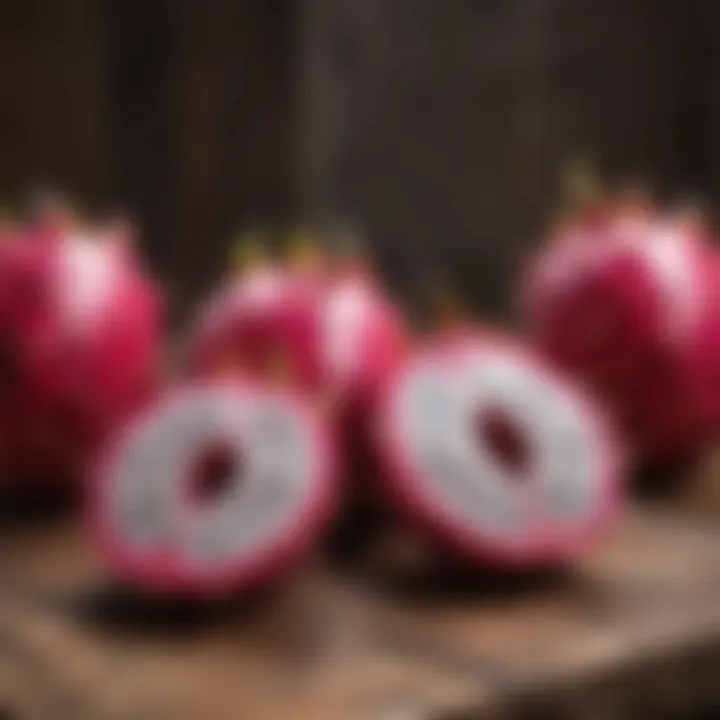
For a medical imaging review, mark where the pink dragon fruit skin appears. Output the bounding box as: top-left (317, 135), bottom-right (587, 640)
top-left (315, 264), bottom-right (409, 500)
top-left (189, 265), bottom-right (324, 389)
top-left (320, 264), bottom-right (409, 419)
top-left (523, 211), bottom-right (720, 464)
top-left (0, 228), bottom-right (164, 488)
top-left (189, 259), bottom-right (409, 415)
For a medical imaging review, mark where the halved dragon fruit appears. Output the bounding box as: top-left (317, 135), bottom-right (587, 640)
top-left (89, 379), bottom-right (337, 596)
top-left (375, 330), bottom-right (623, 567)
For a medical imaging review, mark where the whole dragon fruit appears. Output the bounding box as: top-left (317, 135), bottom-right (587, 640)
top-left (522, 198), bottom-right (720, 463)
top-left (188, 233), bottom-right (408, 416)
top-left (0, 213), bottom-right (164, 489)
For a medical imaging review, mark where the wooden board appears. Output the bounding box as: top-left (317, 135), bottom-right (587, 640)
top-left (298, 0), bottom-right (697, 313)
top-left (0, 505), bottom-right (718, 719)
top-left (363, 506), bottom-right (720, 718)
top-left (0, 507), bottom-right (480, 720)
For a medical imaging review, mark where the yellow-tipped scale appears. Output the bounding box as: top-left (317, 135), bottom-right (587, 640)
top-left (0, 205), bottom-right (15, 232)
top-left (428, 278), bottom-right (468, 333)
top-left (285, 228), bottom-right (323, 273)
top-left (230, 232), bottom-right (267, 274)
top-left (561, 155), bottom-right (604, 217)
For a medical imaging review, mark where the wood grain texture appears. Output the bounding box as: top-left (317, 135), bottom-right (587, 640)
top-left (0, 0), bottom-right (109, 207)
top-left (298, 0), bottom-right (701, 313)
top-left (0, 506), bottom-right (717, 719)
top-left (170, 0), bottom-right (294, 319)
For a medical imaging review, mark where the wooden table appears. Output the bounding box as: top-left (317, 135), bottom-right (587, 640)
top-left (0, 504), bottom-right (718, 719)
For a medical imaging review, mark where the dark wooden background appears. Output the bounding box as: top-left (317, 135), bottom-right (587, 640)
top-left (0, 0), bottom-right (718, 320)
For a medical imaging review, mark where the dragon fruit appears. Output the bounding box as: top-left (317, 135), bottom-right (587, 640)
top-left (522, 202), bottom-right (720, 463)
top-left (0, 216), bottom-right (164, 488)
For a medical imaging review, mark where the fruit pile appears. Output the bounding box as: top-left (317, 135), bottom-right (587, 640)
top-left (3, 176), bottom-right (716, 599)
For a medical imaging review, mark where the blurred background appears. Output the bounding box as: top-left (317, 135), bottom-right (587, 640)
top-left (0, 0), bottom-right (717, 317)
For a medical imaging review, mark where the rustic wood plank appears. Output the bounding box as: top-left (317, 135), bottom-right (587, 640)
top-left (0, 517), bottom-right (479, 719)
top-left (0, 506), bottom-right (718, 718)
top-left (361, 507), bottom-right (720, 718)
top-left (170, 0), bottom-right (294, 319)
top-left (0, 0), bottom-right (109, 208)
top-left (298, 0), bottom-right (699, 312)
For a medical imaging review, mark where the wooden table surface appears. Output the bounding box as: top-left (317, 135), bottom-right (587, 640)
top-left (0, 503), bottom-right (718, 720)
